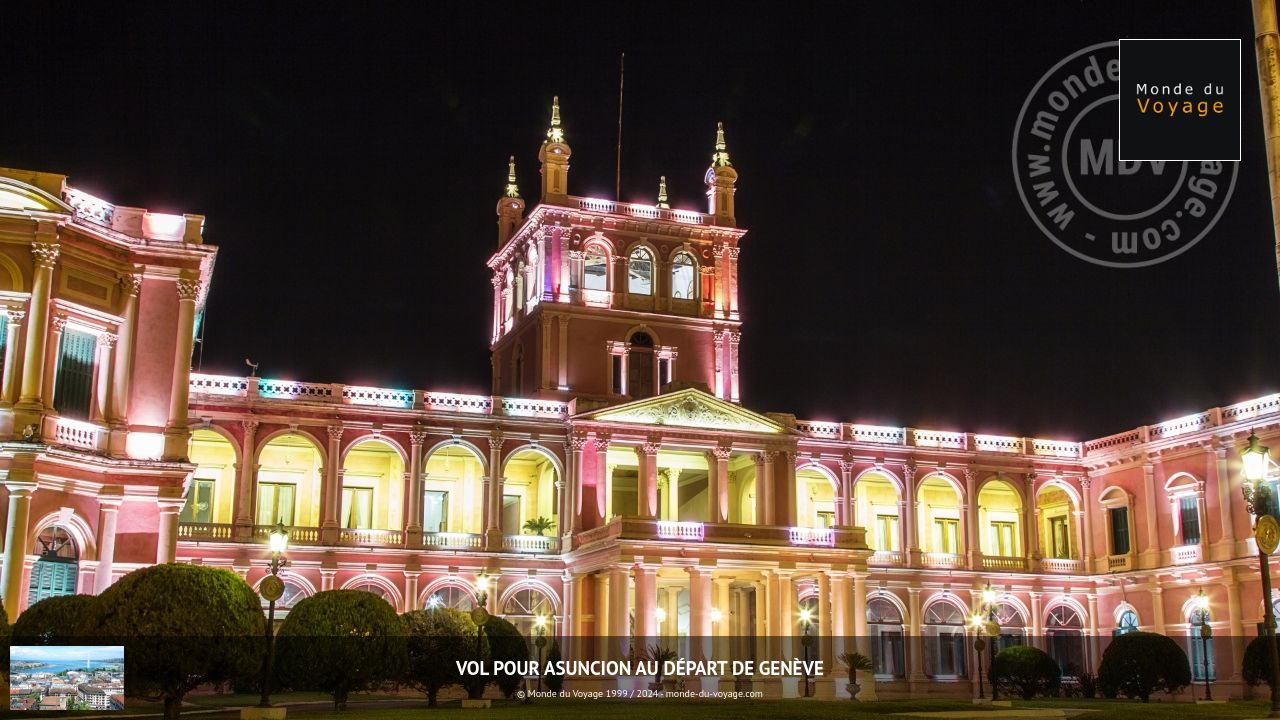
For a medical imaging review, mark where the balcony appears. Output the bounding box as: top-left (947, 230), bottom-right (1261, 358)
top-left (921, 552), bottom-right (966, 569)
top-left (978, 554), bottom-right (1027, 571)
top-left (175, 523), bottom-right (554, 555)
top-left (1039, 557), bottom-right (1085, 574)
top-left (502, 534), bottom-right (560, 553)
top-left (43, 416), bottom-right (107, 453)
top-left (573, 517), bottom-right (868, 551)
top-left (338, 528), bottom-right (403, 547)
top-left (1107, 554), bottom-right (1134, 572)
top-left (869, 550), bottom-right (905, 567)
top-left (1170, 544), bottom-right (1203, 565)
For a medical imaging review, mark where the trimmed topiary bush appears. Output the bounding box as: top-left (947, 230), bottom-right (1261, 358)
top-left (1245, 634), bottom-right (1278, 688)
top-left (402, 607), bottom-right (478, 707)
top-left (14, 594), bottom-right (99, 644)
top-left (990, 645), bottom-right (1061, 699)
top-left (275, 590), bottom-right (407, 710)
top-left (544, 640), bottom-right (564, 693)
top-left (76, 564), bottom-right (264, 720)
top-left (1096, 631), bottom-right (1191, 702)
top-left (484, 615), bottom-right (528, 699)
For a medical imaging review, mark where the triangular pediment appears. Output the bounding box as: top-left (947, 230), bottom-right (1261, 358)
top-left (580, 388), bottom-right (786, 434)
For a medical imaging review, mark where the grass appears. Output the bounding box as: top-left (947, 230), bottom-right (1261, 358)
top-left (125, 696), bottom-right (1280, 720)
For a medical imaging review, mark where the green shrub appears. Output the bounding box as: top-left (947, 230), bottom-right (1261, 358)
top-left (1245, 634), bottom-right (1278, 687)
top-left (76, 564), bottom-right (264, 720)
top-left (485, 615), bottom-right (528, 699)
top-left (990, 645), bottom-right (1061, 700)
top-left (402, 608), bottom-right (478, 707)
top-left (1096, 631), bottom-right (1191, 702)
top-left (275, 590), bottom-right (407, 710)
top-left (14, 595), bottom-right (98, 644)
top-left (544, 640), bottom-right (564, 693)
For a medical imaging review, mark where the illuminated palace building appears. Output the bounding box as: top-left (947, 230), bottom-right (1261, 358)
top-left (0, 100), bottom-right (1274, 699)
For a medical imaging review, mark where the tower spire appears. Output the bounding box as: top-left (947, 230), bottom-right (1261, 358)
top-left (712, 121), bottom-right (731, 167)
top-left (657, 176), bottom-right (670, 209)
top-left (547, 95), bottom-right (564, 144)
top-left (505, 155), bottom-right (520, 198)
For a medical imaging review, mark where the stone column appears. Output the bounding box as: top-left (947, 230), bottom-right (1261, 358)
top-left (320, 569), bottom-right (336, 591)
top-left (760, 450), bottom-right (777, 525)
top-left (595, 572), bottom-right (612, 661)
top-left (162, 278), bottom-right (202, 460)
top-left (156, 499), bottom-right (183, 564)
top-left (40, 316), bottom-right (65, 411)
top-left (234, 420), bottom-right (259, 534)
top-left (713, 330), bottom-right (726, 398)
top-left (634, 565), bottom-right (658, 642)
top-left (1026, 473), bottom-right (1041, 560)
top-left (714, 575), bottom-right (731, 640)
top-left (1150, 586), bottom-right (1165, 634)
top-left (903, 460), bottom-right (919, 564)
top-left (837, 460), bottom-right (854, 526)
top-left (1196, 481), bottom-right (1210, 556)
top-left (1, 483), bottom-right (34, 619)
top-left (964, 468), bottom-right (978, 566)
top-left (561, 572), bottom-right (577, 652)
top-left (709, 444), bottom-right (731, 523)
top-left (754, 576), bottom-right (769, 665)
top-left (728, 330), bottom-right (741, 402)
top-left (1225, 569), bottom-right (1246, 682)
top-left (1029, 592), bottom-right (1044, 650)
top-left (1073, 510), bottom-right (1086, 564)
top-left (486, 429), bottom-right (504, 549)
top-left (817, 571), bottom-right (833, 672)
top-left (93, 497), bottom-right (122, 594)
top-left (906, 586), bottom-right (925, 686)
top-left (93, 333), bottom-right (116, 424)
top-left (1213, 442), bottom-right (1235, 555)
top-left (1080, 476), bottom-right (1094, 565)
top-left (321, 425), bottom-right (343, 541)
top-left (111, 272), bottom-right (143, 424)
top-left (662, 584), bottom-right (680, 640)
top-left (594, 433), bottom-right (611, 525)
top-left (18, 241), bottom-right (58, 412)
top-left (830, 571), bottom-right (849, 661)
top-left (780, 452), bottom-right (797, 526)
top-left (0, 310), bottom-right (25, 406)
top-left (1140, 461), bottom-right (1160, 567)
top-left (853, 572), bottom-right (870, 655)
top-left (775, 571), bottom-right (795, 663)
top-left (406, 429), bottom-right (425, 544)
top-left (568, 432), bottom-right (588, 533)
top-left (1086, 593), bottom-right (1100, 673)
top-left (636, 438), bottom-right (659, 519)
top-left (608, 567), bottom-right (631, 660)
top-left (403, 571), bottom-right (419, 613)
top-left (754, 453), bottom-right (768, 525)
top-left (689, 567), bottom-right (712, 670)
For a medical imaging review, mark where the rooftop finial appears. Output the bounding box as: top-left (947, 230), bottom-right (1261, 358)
top-left (505, 155), bottom-right (520, 198)
top-left (547, 95), bottom-right (564, 144)
top-left (711, 121), bottom-right (731, 167)
top-left (657, 176), bottom-right (670, 209)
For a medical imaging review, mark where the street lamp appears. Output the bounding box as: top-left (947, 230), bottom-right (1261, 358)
top-left (799, 607), bottom-right (814, 698)
top-left (1192, 589), bottom-right (1213, 701)
top-left (710, 608), bottom-right (723, 623)
top-left (972, 584), bottom-right (1001, 701)
top-left (257, 522), bottom-right (289, 709)
top-left (1241, 431), bottom-right (1280, 717)
top-left (534, 615), bottom-right (548, 692)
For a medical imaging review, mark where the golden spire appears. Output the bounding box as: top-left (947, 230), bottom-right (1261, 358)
top-left (547, 95), bottom-right (564, 144)
top-left (711, 121), bottom-right (731, 167)
top-left (657, 176), bottom-right (670, 209)
top-left (505, 155), bottom-right (520, 198)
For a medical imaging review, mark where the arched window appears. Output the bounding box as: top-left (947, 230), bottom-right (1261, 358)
top-left (992, 602), bottom-right (1027, 652)
top-left (867, 597), bottom-right (905, 678)
top-left (1189, 607), bottom-right (1216, 681)
top-left (1046, 605), bottom-right (1086, 676)
top-left (923, 601), bottom-right (967, 678)
top-left (671, 252), bottom-right (698, 300)
top-left (628, 247), bottom-right (654, 295)
top-left (349, 579), bottom-right (394, 608)
top-left (583, 245), bottom-right (609, 292)
top-left (1115, 609), bottom-right (1139, 636)
top-left (28, 526), bottom-right (78, 606)
top-left (503, 587), bottom-right (555, 638)
top-left (628, 331), bottom-right (655, 398)
top-left (259, 580), bottom-right (307, 614)
top-left (424, 584), bottom-right (475, 611)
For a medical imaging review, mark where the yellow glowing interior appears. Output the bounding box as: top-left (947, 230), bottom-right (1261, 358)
top-left (423, 445), bottom-right (485, 533)
top-left (853, 472), bottom-right (900, 551)
top-left (917, 476), bottom-right (962, 554)
top-left (341, 438), bottom-right (406, 531)
top-left (977, 479), bottom-right (1021, 557)
top-left (796, 468), bottom-right (835, 529)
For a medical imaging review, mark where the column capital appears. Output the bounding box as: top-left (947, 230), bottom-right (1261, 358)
top-left (760, 449), bottom-right (778, 462)
top-left (327, 424), bottom-right (344, 443)
top-left (97, 332), bottom-right (118, 349)
top-left (241, 419), bottom-right (259, 433)
top-left (568, 431), bottom-right (590, 452)
top-left (119, 272), bottom-right (144, 296)
top-left (710, 444), bottom-right (732, 461)
top-left (175, 278), bottom-right (202, 301)
top-left (489, 427), bottom-right (504, 445)
top-left (638, 438), bottom-right (660, 456)
top-left (31, 241), bottom-right (60, 269)
top-left (50, 315), bottom-right (67, 332)
top-left (5, 309), bottom-right (25, 325)
top-left (409, 427), bottom-right (427, 447)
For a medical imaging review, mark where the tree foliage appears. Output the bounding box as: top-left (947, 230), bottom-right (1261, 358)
top-left (75, 564), bottom-right (264, 720)
top-left (544, 640), bottom-right (564, 693)
top-left (1096, 631), bottom-right (1191, 702)
top-left (275, 590), bottom-right (407, 710)
top-left (402, 608), bottom-right (478, 707)
top-left (14, 595), bottom-right (99, 644)
top-left (990, 645), bottom-right (1061, 700)
top-left (484, 615), bottom-right (528, 698)
top-left (1245, 634), bottom-right (1278, 687)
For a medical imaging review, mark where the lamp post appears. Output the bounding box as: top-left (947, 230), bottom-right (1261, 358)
top-left (257, 522), bottom-right (289, 709)
top-left (971, 613), bottom-right (987, 700)
top-left (534, 615), bottom-right (548, 692)
top-left (1192, 589), bottom-right (1213, 701)
top-left (971, 584), bottom-right (1000, 701)
top-left (1241, 432), bottom-right (1280, 717)
top-left (800, 607), bottom-right (814, 697)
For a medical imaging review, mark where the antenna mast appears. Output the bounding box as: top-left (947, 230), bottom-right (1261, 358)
top-left (615, 52), bottom-right (625, 201)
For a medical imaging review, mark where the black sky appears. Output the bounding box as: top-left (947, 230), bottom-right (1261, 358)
top-left (4, 1), bottom-right (1278, 440)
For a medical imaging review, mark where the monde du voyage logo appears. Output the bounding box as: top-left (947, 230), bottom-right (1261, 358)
top-left (1012, 41), bottom-right (1238, 268)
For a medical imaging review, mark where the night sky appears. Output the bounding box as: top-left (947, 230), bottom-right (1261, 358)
top-left (5, 2), bottom-right (1277, 440)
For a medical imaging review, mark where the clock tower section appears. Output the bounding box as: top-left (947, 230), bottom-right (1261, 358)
top-left (488, 99), bottom-right (746, 406)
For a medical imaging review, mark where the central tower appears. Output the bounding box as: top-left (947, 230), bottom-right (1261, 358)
top-left (488, 99), bottom-right (746, 406)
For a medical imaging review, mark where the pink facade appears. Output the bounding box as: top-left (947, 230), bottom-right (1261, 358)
top-left (0, 107), bottom-right (1273, 700)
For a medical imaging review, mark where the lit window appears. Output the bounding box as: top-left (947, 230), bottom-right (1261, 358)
top-left (1109, 507), bottom-right (1130, 555)
top-left (257, 482), bottom-right (296, 526)
top-left (1179, 496), bottom-right (1201, 545)
top-left (933, 518), bottom-right (959, 553)
top-left (875, 514), bottom-right (899, 551)
top-left (628, 247), bottom-right (653, 295)
top-left (584, 246), bottom-right (608, 291)
top-left (671, 252), bottom-right (697, 299)
top-left (341, 487), bottom-right (373, 529)
top-left (1115, 609), bottom-right (1138, 636)
top-left (989, 521), bottom-right (1017, 557)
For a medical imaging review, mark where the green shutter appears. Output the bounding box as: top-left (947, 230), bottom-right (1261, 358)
top-left (27, 558), bottom-right (78, 606)
top-left (54, 329), bottom-right (97, 420)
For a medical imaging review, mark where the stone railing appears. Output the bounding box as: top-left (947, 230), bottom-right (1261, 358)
top-left (788, 526), bottom-right (836, 547)
top-left (1039, 557), bottom-right (1085, 574)
top-left (190, 373), bottom-right (569, 419)
top-left (869, 550), bottom-right (905, 567)
top-left (1170, 544), bottom-right (1203, 565)
top-left (922, 552), bottom-right (966, 569)
top-left (45, 416), bottom-right (107, 453)
top-left (422, 532), bottom-right (484, 550)
top-left (573, 196), bottom-right (711, 226)
top-left (177, 522), bottom-right (235, 540)
top-left (1107, 554), bottom-right (1134, 572)
top-left (339, 528), bottom-right (403, 546)
top-left (979, 554), bottom-right (1027, 571)
top-left (502, 534), bottom-right (560, 553)
top-left (792, 421), bottom-right (1081, 459)
top-left (656, 520), bottom-right (706, 541)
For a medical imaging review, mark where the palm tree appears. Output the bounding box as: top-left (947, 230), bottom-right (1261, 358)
top-left (522, 516), bottom-right (555, 536)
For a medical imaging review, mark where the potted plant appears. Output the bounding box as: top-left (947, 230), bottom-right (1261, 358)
top-left (645, 644), bottom-right (678, 692)
top-left (839, 651), bottom-right (873, 700)
top-left (522, 516), bottom-right (555, 536)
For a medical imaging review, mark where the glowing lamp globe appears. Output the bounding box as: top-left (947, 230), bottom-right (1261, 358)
top-left (1243, 432), bottom-right (1270, 483)
top-left (268, 523), bottom-right (289, 554)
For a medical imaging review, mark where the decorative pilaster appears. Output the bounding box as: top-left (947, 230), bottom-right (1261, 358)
top-left (39, 316), bottom-right (66, 412)
top-left (1026, 473), bottom-right (1042, 560)
top-left (636, 437), bottom-right (660, 519)
top-left (93, 496), bottom-right (122, 594)
top-left (155, 498), bottom-right (183, 564)
top-left (1, 482), bottom-right (34, 619)
top-left (17, 241), bottom-right (58, 417)
top-left (1140, 460), bottom-right (1160, 568)
top-left (712, 329), bottom-right (726, 399)
top-left (1080, 476), bottom-right (1094, 565)
top-left (760, 449), bottom-right (777, 525)
top-left (94, 333), bottom-right (117, 425)
top-left (568, 431), bottom-right (588, 533)
top-left (234, 420), bottom-right (259, 535)
top-left (964, 467), bottom-right (978, 566)
top-left (708, 443), bottom-right (732, 523)
top-left (485, 429), bottom-right (504, 549)
top-left (728, 329), bottom-right (741, 402)
top-left (0, 310), bottom-right (24, 407)
top-left (903, 460), bottom-right (919, 564)
top-left (162, 279), bottom-right (202, 460)
top-left (111, 272), bottom-right (143, 423)
top-left (406, 428), bottom-right (426, 545)
top-left (837, 459), bottom-right (854, 527)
